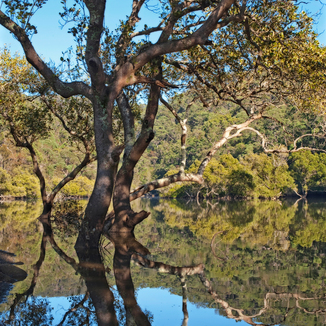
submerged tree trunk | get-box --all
[75,93,120,248]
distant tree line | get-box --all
[1,84,326,200]
[135,93,326,199]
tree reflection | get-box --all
[2,199,326,325]
[130,248,205,326]
[75,246,118,326]
[199,271,326,325]
[57,292,96,326]
[3,296,54,325]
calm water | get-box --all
[1,198,326,325]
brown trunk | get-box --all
[110,67,161,234]
[75,95,120,248]
[39,201,53,220]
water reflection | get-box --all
[1,199,326,325]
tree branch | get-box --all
[49,152,92,202]
[130,172,203,201]
[0,11,91,98]
[132,254,204,277]
[160,96,188,173]
[197,113,263,175]
[116,0,146,63]
[57,292,90,326]
[116,91,135,157]
[244,127,326,154]
[132,0,239,70]
[198,272,291,325]
[4,114,48,202]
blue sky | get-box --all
[0,0,161,63]
[0,0,326,65]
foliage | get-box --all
[161,152,297,199]
[0,47,52,143]
[241,153,296,198]
[227,168,255,197]
[289,150,326,196]
[59,175,94,197]
[11,170,40,198]
[0,48,97,202]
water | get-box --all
[0,198,326,325]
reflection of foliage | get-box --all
[290,200,326,247]
[0,297,54,325]
[0,201,43,259]
[0,200,82,305]
[2,199,326,325]
[58,294,97,326]
[158,199,297,249]
[51,200,87,239]
[131,199,326,325]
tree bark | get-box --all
[76,94,121,247]
[110,63,162,234]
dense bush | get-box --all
[161,152,303,199]
[60,176,94,197]
[0,168,94,198]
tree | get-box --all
[1,0,326,249]
[289,150,326,197]
[0,48,96,217]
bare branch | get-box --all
[132,254,204,277]
[244,127,326,154]
[130,173,203,201]
[198,272,290,325]
[198,113,263,175]
[160,96,189,173]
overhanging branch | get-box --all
[0,11,92,99]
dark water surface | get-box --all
[1,198,326,325]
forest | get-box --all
[1,52,326,201]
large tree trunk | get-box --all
[75,95,120,248]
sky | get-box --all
[0,0,326,65]
[0,0,161,64]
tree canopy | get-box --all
[0,48,96,207]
